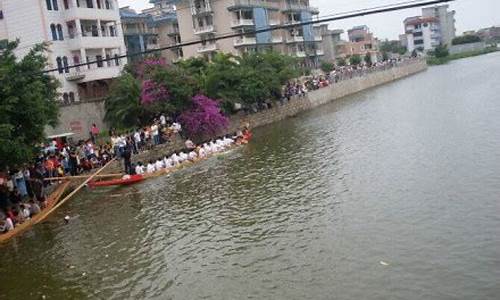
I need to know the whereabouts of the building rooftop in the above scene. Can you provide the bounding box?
[404,16,438,26]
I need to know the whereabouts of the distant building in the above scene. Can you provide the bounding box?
[402,4,456,53]
[337,25,379,63]
[422,5,456,47]
[120,1,182,64]
[174,0,324,68]
[316,24,343,62]
[477,26,500,43]
[120,7,159,62]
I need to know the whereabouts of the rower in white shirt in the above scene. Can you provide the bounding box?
[179,152,188,162]
[171,153,180,165]
[155,158,165,170]
[202,143,211,154]
[188,151,198,161]
[198,147,207,158]
[135,163,145,175]
[216,139,225,148]
[210,141,220,152]
[163,156,172,168]
[146,161,156,173]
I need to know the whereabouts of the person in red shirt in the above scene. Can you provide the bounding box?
[90,123,100,144]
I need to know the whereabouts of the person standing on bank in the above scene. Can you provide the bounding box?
[90,123,100,144]
[123,142,133,175]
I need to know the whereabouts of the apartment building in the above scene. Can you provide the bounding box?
[401,5,456,53]
[174,0,324,67]
[316,24,343,62]
[336,25,379,63]
[120,6,159,62]
[120,1,183,63]
[403,16,440,53]
[422,5,456,47]
[0,0,126,105]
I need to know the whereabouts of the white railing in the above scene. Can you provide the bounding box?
[230,0,278,9]
[295,51,306,57]
[231,19,255,27]
[287,36,305,43]
[234,36,257,46]
[197,43,218,53]
[194,25,215,35]
[285,4,319,14]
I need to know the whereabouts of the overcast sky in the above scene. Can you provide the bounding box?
[118,0,500,40]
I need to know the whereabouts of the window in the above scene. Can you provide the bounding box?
[76,0,80,7]
[69,92,75,103]
[86,56,90,69]
[63,56,69,73]
[109,26,116,37]
[423,23,428,27]
[86,0,93,8]
[46,0,52,10]
[0,10,3,19]
[63,93,69,104]
[52,0,59,11]
[50,24,58,41]
[56,57,63,74]
[414,39,424,45]
[97,0,101,9]
[96,55,103,68]
[57,24,64,40]
[105,0,111,9]
[63,0,69,9]
[91,25,98,37]
[413,31,423,37]
[114,54,119,66]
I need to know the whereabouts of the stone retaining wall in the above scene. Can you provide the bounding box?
[108,59,427,172]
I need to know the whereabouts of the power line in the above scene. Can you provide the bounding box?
[39,0,455,75]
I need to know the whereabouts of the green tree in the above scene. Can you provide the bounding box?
[452,35,481,45]
[104,72,143,129]
[431,44,449,58]
[379,39,407,55]
[0,41,59,169]
[320,61,334,73]
[336,57,346,66]
[349,54,362,65]
[364,53,372,65]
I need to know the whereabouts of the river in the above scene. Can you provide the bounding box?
[1,52,500,299]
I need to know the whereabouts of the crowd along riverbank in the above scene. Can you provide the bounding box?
[106,58,427,172]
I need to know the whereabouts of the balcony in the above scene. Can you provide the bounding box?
[269,19,280,26]
[67,36,123,51]
[314,35,323,42]
[191,3,213,15]
[283,4,320,15]
[64,7,119,21]
[286,36,305,43]
[167,27,180,36]
[234,36,257,46]
[294,51,306,57]
[64,66,121,83]
[228,0,280,11]
[197,43,218,53]
[231,19,255,28]
[194,25,215,35]
[271,36,283,43]
[316,49,324,56]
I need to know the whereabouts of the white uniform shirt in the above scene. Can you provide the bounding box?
[134,132,141,143]
[171,154,180,165]
[146,163,156,173]
[151,124,159,136]
[164,157,173,168]
[188,151,198,160]
[179,152,188,162]
[155,160,165,170]
[198,148,206,158]
[135,165,145,175]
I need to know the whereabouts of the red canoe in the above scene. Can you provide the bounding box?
[88,174,144,188]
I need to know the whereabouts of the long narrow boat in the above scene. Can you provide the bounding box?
[88,174,145,188]
[0,181,70,243]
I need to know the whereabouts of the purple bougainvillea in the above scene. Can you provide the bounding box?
[179,94,229,138]
[141,79,169,105]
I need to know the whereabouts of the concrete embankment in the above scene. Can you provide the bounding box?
[107,59,427,172]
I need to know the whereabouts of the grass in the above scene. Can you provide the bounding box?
[427,46,499,65]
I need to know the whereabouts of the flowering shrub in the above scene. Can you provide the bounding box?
[140,79,169,105]
[179,94,228,138]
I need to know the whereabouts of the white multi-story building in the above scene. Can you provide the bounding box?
[402,5,456,53]
[0,0,126,105]
[403,16,441,53]
[174,0,324,68]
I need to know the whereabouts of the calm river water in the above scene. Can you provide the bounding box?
[2,53,500,299]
